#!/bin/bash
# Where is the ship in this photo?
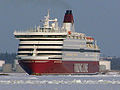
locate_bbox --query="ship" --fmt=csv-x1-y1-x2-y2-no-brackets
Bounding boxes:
14,10,100,75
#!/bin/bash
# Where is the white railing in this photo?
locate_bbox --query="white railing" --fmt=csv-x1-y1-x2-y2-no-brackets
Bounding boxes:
14,28,67,33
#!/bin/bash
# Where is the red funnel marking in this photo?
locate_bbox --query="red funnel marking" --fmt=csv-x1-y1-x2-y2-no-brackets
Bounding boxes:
63,10,74,23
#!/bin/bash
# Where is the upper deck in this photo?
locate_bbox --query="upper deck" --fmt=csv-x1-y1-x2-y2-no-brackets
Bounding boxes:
14,10,86,40
14,10,100,51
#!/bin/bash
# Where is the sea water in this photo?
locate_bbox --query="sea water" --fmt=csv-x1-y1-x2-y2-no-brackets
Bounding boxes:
0,73,120,90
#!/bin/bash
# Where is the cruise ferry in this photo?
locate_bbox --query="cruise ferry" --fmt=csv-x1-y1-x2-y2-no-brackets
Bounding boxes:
14,10,100,75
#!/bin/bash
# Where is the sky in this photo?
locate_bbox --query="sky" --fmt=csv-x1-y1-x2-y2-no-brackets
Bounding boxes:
0,0,120,57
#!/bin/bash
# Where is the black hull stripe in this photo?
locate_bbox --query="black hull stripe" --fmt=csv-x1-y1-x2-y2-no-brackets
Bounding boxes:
18,48,100,53
19,44,63,46
20,39,64,41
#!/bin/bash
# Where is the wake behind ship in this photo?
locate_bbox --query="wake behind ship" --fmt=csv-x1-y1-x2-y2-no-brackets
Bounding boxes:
14,10,100,75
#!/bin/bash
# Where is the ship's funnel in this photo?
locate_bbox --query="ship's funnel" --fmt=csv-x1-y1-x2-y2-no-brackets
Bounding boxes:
63,10,74,23
63,10,74,32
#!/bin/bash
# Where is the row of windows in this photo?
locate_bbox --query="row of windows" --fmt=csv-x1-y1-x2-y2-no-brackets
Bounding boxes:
18,48,100,53
15,35,67,38
17,53,62,56
20,39,64,41
19,44,63,46
86,42,93,44
48,57,62,59
18,48,62,51
64,49,100,53
84,49,100,53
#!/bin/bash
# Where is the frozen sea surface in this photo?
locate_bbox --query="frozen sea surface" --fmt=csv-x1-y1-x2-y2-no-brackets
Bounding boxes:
0,73,120,90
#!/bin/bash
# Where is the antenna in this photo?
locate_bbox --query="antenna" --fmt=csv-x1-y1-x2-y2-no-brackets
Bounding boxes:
47,9,50,19
43,9,50,28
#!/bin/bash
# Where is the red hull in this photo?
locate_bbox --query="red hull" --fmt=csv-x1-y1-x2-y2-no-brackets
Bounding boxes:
18,60,99,75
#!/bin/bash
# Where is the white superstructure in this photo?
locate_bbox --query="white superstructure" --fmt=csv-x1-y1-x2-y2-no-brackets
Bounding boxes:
14,10,100,61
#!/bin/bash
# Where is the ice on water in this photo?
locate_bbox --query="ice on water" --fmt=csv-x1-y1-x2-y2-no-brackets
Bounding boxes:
0,73,120,90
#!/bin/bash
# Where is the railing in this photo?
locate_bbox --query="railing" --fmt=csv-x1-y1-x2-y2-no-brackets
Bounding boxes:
14,28,67,33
